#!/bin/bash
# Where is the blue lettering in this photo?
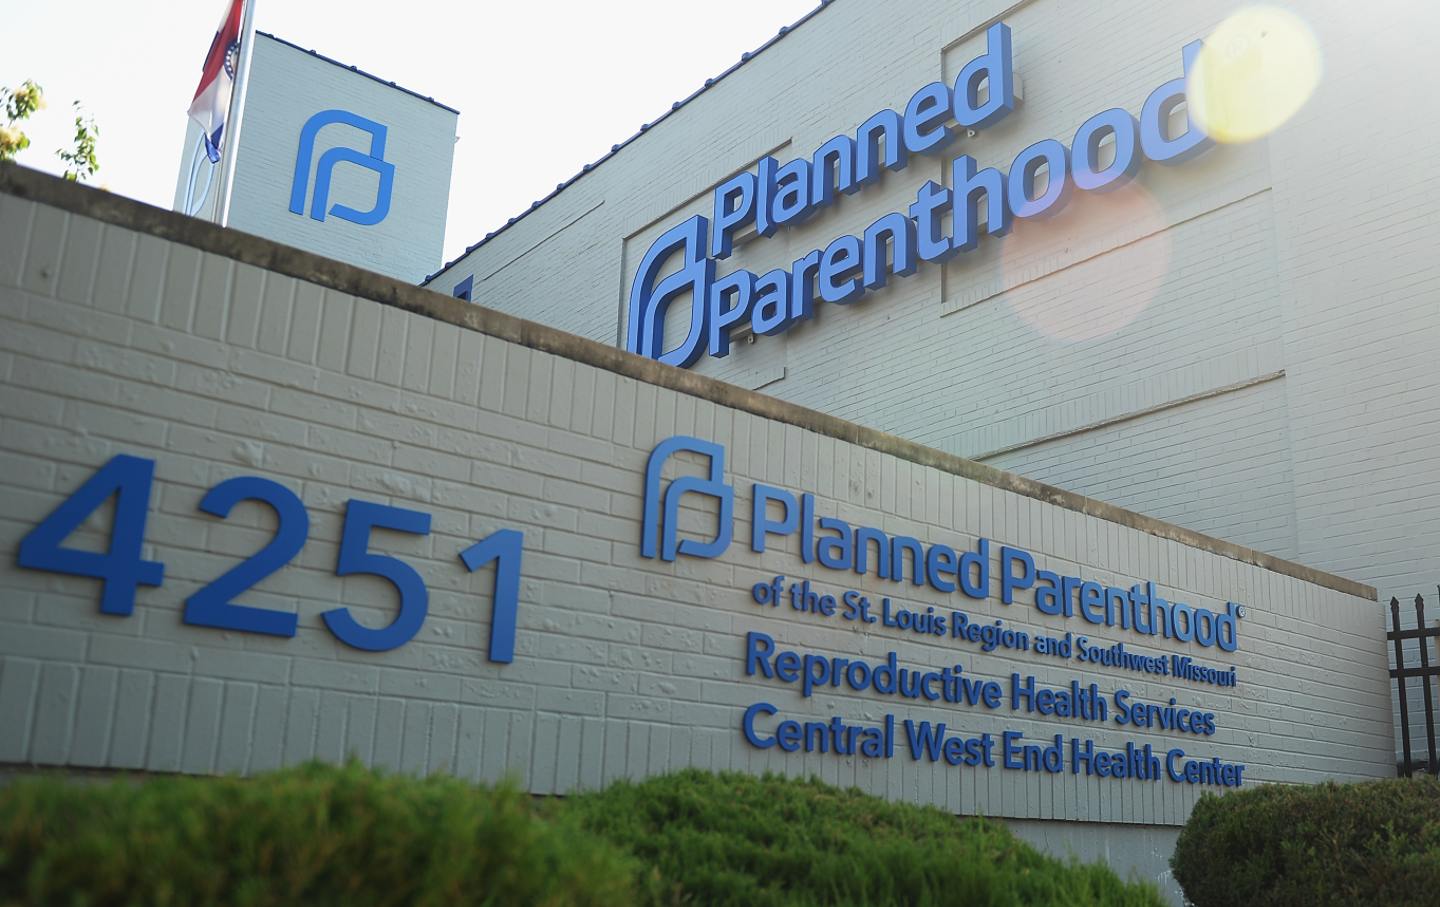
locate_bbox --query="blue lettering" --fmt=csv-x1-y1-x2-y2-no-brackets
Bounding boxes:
707,268,755,358
954,22,1017,129
745,631,775,678
861,212,918,291
903,81,954,155
742,702,778,749
1141,40,1213,164
812,134,858,207
751,267,792,335
772,158,813,226
751,484,798,552
626,26,1215,368
818,234,864,304
1000,546,1034,604
711,172,755,258
1073,108,1141,192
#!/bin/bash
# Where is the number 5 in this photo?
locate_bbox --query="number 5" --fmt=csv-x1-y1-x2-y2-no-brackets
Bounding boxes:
322,501,432,652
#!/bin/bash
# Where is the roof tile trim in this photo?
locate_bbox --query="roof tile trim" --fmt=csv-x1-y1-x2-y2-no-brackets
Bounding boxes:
257,30,461,114
421,0,837,286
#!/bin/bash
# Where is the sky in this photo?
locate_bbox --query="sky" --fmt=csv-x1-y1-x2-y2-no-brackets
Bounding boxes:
5,0,818,262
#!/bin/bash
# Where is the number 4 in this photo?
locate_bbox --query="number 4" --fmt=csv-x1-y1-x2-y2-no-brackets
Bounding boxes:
17,455,165,616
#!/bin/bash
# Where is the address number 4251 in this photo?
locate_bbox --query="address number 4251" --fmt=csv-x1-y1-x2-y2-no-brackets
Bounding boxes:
16,455,523,663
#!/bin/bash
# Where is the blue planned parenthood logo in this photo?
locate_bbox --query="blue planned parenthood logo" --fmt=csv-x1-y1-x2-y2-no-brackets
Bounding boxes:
638,435,1244,653
625,25,1212,368
640,436,734,562
289,109,395,226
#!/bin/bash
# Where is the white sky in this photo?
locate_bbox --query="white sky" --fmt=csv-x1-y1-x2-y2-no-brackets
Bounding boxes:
6,0,818,263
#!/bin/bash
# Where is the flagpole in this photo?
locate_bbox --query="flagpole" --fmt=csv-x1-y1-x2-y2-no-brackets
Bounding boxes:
215,0,257,227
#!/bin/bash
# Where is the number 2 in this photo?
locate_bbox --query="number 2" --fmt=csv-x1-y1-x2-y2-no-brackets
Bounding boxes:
184,476,309,637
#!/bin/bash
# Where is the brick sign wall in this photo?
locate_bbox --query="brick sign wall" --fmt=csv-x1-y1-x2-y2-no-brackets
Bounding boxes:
0,170,1393,834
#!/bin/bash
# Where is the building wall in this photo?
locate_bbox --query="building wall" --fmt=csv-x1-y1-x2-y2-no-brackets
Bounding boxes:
221,34,458,283
0,170,1397,902
984,377,1299,562
427,0,1440,760
1006,818,1183,897
428,0,1440,602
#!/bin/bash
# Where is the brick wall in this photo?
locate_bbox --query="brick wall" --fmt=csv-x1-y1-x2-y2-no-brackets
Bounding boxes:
0,172,1394,836
430,0,1440,597
424,0,1440,763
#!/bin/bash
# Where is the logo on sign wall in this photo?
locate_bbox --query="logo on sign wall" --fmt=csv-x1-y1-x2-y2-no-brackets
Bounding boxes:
637,436,1244,652
289,109,395,226
641,436,733,562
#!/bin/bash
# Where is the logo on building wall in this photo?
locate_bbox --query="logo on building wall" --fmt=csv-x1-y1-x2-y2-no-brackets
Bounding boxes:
626,25,1213,368
641,436,734,561
289,109,395,226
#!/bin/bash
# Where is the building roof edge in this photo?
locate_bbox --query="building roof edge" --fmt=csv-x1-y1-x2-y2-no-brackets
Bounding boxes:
256,30,461,115
421,0,837,286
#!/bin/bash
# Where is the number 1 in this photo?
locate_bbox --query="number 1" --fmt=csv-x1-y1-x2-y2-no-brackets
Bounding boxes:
458,529,524,664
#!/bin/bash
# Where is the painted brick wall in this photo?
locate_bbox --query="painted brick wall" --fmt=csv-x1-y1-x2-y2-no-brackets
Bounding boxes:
985,378,1299,561
425,0,1440,761
0,180,1394,840
428,0,1304,566
430,0,1440,591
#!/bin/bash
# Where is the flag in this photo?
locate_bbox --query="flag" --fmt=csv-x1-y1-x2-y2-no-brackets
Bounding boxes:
187,0,245,163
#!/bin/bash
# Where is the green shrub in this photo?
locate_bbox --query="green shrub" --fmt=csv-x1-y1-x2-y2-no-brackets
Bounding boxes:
0,761,636,907
562,769,1165,907
1171,776,1440,907
1,762,1165,907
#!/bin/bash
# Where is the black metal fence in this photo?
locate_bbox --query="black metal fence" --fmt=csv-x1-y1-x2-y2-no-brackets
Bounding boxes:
1390,590,1440,776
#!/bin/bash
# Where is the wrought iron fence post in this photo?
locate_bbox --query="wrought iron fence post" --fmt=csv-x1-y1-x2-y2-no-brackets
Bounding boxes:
1434,584,1440,770
1393,596,1412,775
1417,594,1437,774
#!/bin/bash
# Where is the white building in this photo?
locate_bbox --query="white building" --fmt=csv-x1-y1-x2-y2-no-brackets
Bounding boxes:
175,31,458,283
2,2,1432,902
429,0,1440,616
0,163,1396,902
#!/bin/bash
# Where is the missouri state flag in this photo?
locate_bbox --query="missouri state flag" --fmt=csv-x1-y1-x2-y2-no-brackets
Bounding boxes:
187,0,245,163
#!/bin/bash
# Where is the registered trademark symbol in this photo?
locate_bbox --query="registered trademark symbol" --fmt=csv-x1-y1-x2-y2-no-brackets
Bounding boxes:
1236,605,1246,619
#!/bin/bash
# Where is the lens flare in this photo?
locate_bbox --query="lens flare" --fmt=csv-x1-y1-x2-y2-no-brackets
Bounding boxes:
1003,181,1170,343
1189,6,1322,143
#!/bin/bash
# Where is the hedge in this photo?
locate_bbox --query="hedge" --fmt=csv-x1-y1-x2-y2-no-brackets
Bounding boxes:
565,768,1166,907
1,762,1166,907
0,761,635,907
1171,775,1440,907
